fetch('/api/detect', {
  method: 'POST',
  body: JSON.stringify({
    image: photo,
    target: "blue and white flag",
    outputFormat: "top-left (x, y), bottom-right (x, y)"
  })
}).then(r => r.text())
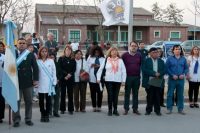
top-left (2, 20), bottom-right (19, 112)
top-left (98, 0), bottom-right (130, 26)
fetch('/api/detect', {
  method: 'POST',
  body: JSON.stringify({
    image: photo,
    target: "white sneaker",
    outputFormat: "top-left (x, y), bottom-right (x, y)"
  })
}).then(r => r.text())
top-left (33, 96), bottom-right (38, 102)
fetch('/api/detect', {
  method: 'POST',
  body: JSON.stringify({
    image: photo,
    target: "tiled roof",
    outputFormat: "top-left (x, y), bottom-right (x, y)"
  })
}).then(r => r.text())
top-left (40, 15), bottom-right (186, 27)
top-left (35, 4), bottom-right (153, 16)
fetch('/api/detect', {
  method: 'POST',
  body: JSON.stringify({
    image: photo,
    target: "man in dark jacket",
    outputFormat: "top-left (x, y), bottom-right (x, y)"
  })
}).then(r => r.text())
top-left (12, 38), bottom-right (39, 127)
top-left (142, 47), bottom-right (165, 116)
top-left (45, 33), bottom-right (59, 55)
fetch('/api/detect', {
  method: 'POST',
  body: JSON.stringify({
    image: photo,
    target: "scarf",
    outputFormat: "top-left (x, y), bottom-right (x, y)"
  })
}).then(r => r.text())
top-left (108, 57), bottom-right (119, 74)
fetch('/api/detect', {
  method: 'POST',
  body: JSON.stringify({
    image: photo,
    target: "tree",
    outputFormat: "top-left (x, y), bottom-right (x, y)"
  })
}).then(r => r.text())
top-left (164, 3), bottom-right (183, 25)
top-left (151, 2), bottom-right (163, 21)
top-left (10, 0), bottom-right (33, 37)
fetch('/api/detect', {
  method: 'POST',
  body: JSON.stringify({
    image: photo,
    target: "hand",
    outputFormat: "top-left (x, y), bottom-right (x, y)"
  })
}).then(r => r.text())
top-left (33, 81), bottom-right (38, 88)
top-left (91, 64), bottom-right (96, 68)
top-left (66, 74), bottom-right (72, 79)
top-left (173, 75), bottom-right (178, 80)
top-left (155, 72), bottom-right (160, 77)
top-left (96, 80), bottom-right (100, 84)
top-left (179, 75), bottom-right (184, 80)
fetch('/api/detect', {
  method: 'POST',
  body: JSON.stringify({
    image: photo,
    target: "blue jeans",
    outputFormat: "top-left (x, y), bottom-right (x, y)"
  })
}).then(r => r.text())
top-left (167, 79), bottom-right (184, 111)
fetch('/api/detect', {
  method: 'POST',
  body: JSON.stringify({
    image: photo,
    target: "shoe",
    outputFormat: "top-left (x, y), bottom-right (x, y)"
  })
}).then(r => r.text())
top-left (133, 110), bottom-right (141, 115)
top-left (32, 96), bottom-right (38, 102)
top-left (44, 117), bottom-right (49, 122)
top-left (108, 111), bottom-right (112, 116)
top-left (194, 104), bottom-right (199, 108)
top-left (0, 119), bottom-right (3, 123)
top-left (53, 113), bottom-right (60, 117)
top-left (60, 111), bottom-right (65, 114)
top-left (155, 112), bottom-right (162, 116)
top-left (93, 108), bottom-right (97, 112)
top-left (13, 122), bottom-right (20, 127)
top-left (80, 110), bottom-right (86, 113)
top-left (189, 104), bottom-right (194, 108)
top-left (166, 110), bottom-right (172, 115)
top-left (69, 111), bottom-right (73, 115)
top-left (123, 110), bottom-right (128, 115)
top-left (25, 121), bottom-right (34, 126)
top-left (178, 110), bottom-right (186, 115)
top-left (160, 104), bottom-right (166, 107)
top-left (145, 112), bottom-right (151, 115)
top-left (96, 108), bottom-right (101, 112)
top-left (113, 110), bottom-right (120, 116)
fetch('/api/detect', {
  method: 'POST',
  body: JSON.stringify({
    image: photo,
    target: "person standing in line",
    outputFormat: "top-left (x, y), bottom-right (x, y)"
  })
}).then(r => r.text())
top-left (166, 45), bottom-right (189, 115)
top-left (74, 50), bottom-right (89, 112)
top-left (45, 32), bottom-right (59, 55)
top-left (58, 46), bottom-right (76, 115)
top-left (13, 38), bottom-right (39, 127)
top-left (138, 42), bottom-right (148, 65)
top-left (0, 41), bottom-right (5, 123)
top-left (122, 41), bottom-right (142, 115)
top-left (87, 46), bottom-right (105, 112)
top-left (187, 46), bottom-right (200, 108)
top-left (143, 48), bottom-right (165, 116)
top-left (49, 53), bottom-right (61, 117)
top-left (37, 47), bottom-right (57, 122)
top-left (97, 47), bottom-right (126, 116)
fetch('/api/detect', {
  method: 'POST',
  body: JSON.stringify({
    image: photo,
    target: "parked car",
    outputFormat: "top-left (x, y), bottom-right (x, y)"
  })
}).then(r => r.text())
top-left (180, 40), bottom-right (200, 53)
top-left (145, 41), bottom-right (182, 52)
top-left (145, 41), bottom-right (163, 50)
top-left (163, 41), bottom-right (183, 58)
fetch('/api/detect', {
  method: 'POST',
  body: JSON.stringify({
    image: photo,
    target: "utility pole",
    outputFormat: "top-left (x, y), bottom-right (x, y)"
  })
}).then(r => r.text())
top-left (128, 0), bottom-right (133, 45)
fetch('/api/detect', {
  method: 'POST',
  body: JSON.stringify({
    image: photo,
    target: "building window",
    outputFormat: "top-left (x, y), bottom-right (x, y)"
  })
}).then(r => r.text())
top-left (154, 30), bottom-right (160, 38)
top-left (117, 31), bottom-right (128, 42)
top-left (69, 29), bottom-right (81, 42)
top-left (135, 31), bottom-right (142, 40)
top-left (48, 29), bottom-right (58, 42)
top-left (104, 31), bottom-right (114, 42)
top-left (170, 31), bottom-right (181, 39)
top-left (92, 31), bottom-right (100, 42)
top-left (87, 31), bottom-right (91, 40)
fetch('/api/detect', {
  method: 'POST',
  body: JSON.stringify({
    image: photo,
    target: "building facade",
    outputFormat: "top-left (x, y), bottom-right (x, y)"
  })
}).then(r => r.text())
top-left (35, 4), bottom-right (188, 46)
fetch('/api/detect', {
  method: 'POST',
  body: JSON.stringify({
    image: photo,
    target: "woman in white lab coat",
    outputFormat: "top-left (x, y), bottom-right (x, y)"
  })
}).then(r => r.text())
top-left (37, 47), bottom-right (57, 122)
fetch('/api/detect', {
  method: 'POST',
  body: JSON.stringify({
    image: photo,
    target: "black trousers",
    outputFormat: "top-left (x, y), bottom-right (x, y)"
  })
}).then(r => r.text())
top-left (89, 82), bottom-right (103, 108)
top-left (60, 80), bottom-right (74, 112)
top-left (105, 82), bottom-right (121, 112)
top-left (39, 93), bottom-right (51, 117)
top-left (146, 86), bottom-right (161, 113)
top-left (160, 87), bottom-right (165, 106)
top-left (188, 81), bottom-right (200, 103)
top-left (0, 87), bottom-right (5, 119)
top-left (49, 84), bottom-right (60, 115)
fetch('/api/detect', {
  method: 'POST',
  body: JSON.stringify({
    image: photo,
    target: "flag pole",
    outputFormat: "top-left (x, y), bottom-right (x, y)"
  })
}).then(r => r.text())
top-left (128, 0), bottom-right (133, 45)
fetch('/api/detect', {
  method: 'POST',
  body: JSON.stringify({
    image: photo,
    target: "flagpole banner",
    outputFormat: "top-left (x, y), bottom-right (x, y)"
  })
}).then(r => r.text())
top-left (2, 20), bottom-right (19, 113)
top-left (98, 0), bottom-right (130, 26)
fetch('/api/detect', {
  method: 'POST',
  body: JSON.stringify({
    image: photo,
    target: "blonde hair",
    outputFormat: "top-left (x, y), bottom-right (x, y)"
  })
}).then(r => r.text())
top-left (106, 46), bottom-right (120, 58)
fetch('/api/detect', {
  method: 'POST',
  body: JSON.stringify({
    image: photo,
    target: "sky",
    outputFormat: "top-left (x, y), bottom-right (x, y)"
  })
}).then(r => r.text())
top-left (26, 0), bottom-right (200, 32)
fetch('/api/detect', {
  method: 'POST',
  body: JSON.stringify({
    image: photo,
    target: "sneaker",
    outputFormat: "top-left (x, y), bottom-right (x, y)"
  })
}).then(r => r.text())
top-left (178, 110), bottom-right (186, 115)
top-left (194, 103), bottom-right (199, 108)
top-left (33, 97), bottom-right (38, 102)
top-left (189, 104), bottom-right (194, 108)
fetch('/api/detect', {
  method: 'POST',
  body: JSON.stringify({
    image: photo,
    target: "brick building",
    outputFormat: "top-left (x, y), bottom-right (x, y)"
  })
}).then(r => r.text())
top-left (35, 4), bottom-right (188, 46)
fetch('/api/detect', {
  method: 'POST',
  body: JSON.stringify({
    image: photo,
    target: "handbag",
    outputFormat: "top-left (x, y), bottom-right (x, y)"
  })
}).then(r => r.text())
top-left (79, 58), bottom-right (89, 82)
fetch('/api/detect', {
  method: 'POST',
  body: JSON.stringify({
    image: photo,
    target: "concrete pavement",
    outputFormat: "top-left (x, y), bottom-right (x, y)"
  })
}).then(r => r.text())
top-left (1, 104), bottom-right (200, 133)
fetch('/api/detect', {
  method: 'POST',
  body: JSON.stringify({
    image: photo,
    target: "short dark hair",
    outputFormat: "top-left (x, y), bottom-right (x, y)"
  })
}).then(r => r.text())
top-left (149, 47), bottom-right (158, 53)
top-left (172, 45), bottom-right (184, 56)
top-left (90, 46), bottom-right (104, 58)
top-left (129, 41), bottom-right (138, 47)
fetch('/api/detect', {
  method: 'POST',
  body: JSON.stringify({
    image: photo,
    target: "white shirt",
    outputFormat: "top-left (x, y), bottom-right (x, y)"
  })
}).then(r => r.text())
top-left (151, 58), bottom-right (158, 72)
top-left (37, 59), bottom-right (57, 93)
top-left (74, 58), bottom-right (89, 82)
top-left (187, 56), bottom-right (200, 82)
top-left (0, 54), bottom-right (5, 87)
top-left (87, 56), bottom-right (105, 83)
top-left (71, 42), bottom-right (79, 52)
top-left (97, 58), bottom-right (127, 83)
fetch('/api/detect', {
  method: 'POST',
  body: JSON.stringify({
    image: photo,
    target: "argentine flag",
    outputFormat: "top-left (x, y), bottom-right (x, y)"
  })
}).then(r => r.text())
top-left (2, 20), bottom-right (19, 112)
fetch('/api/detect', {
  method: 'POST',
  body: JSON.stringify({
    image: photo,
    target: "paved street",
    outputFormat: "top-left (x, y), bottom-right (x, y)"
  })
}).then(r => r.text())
top-left (1, 104), bottom-right (200, 133)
